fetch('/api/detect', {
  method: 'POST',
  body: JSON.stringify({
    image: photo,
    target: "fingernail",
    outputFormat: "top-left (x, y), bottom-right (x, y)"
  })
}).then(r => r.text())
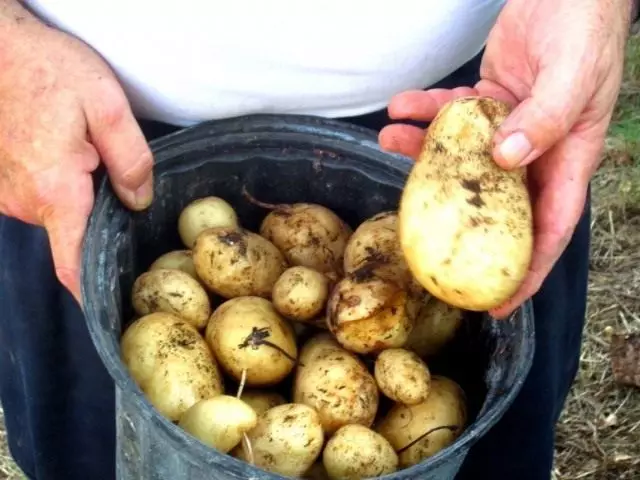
top-left (498, 132), bottom-right (532, 168)
top-left (134, 181), bottom-right (154, 209)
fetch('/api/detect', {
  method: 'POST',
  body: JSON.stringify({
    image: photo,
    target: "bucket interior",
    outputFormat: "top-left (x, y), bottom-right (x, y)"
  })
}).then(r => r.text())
top-left (82, 114), bottom-right (535, 479)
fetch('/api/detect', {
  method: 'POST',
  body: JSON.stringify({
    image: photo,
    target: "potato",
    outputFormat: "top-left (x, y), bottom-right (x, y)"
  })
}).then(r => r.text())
top-left (236, 403), bottom-right (324, 477)
top-left (342, 211), bottom-right (412, 285)
top-left (405, 297), bottom-right (464, 358)
top-left (149, 250), bottom-right (199, 279)
top-left (205, 296), bottom-right (298, 386)
top-left (240, 390), bottom-right (287, 416)
top-left (254, 199), bottom-right (352, 278)
top-left (178, 395), bottom-right (257, 452)
top-left (178, 196), bottom-right (239, 248)
top-left (193, 226), bottom-right (287, 299)
top-left (131, 269), bottom-right (211, 330)
top-left (293, 334), bottom-right (379, 435)
top-left (323, 425), bottom-right (398, 480)
top-left (399, 96), bottom-right (533, 311)
top-left (374, 348), bottom-right (431, 405)
top-left (375, 376), bottom-right (467, 468)
top-left (120, 312), bottom-right (224, 421)
top-left (272, 266), bottom-right (330, 322)
top-left (326, 266), bottom-right (419, 354)
top-left (296, 332), bottom-right (343, 370)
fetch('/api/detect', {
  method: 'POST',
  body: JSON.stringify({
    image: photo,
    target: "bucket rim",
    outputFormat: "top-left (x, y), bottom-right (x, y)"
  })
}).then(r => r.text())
top-left (81, 112), bottom-right (536, 479)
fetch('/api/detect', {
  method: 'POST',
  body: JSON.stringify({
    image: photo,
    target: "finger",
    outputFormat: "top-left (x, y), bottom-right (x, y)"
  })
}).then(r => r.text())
top-left (492, 64), bottom-right (592, 170)
top-left (378, 124), bottom-right (425, 159)
top-left (84, 79), bottom-right (154, 211)
top-left (489, 138), bottom-right (593, 319)
top-left (387, 87), bottom-right (479, 121)
top-left (474, 79), bottom-right (520, 107)
top-left (41, 175), bottom-right (95, 306)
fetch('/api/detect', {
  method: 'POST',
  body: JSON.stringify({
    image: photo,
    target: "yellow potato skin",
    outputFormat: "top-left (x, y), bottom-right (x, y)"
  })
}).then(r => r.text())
top-left (375, 376), bottom-right (467, 468)
top-left (399, 97), bottom-right (533, 311)
top-left (322, 424), bottom-right (398, 479)
top-left (178, 396), bottom-right (257, 453)
top-left (120, 312), bottom-right (224, 422)
top-left (236, 403), bottom-right (325, 477)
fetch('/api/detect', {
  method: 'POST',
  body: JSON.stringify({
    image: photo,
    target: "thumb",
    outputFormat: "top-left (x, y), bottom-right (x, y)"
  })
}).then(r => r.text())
top-left (492, 67), bottom-right (590, 169)
top-left (84, 82), bottom-right (154, 211)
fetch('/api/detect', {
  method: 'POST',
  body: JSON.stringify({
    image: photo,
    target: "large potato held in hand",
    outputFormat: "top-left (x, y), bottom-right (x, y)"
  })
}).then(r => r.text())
top-left (205, 296), bottom-right (298, 386)
top-left (120, 312), bottom-right (224, 422)
top-left (193, 226), bottom-right (287, 299)
top-left (326, 266), bottom-right (418, 354)
top-left (323, 424), bottom-right (399, 480)
top-left (293, 334), bottom-right (379, 435)
top-left (178, 196), bottom-right (239, 248)
top-left (236, 403), bottom-right (325, 477)
top-left (375, 376), bottom-right (467, 468)
top-left (178, 395), bottom-right (257, 453)
top-left (258, 202), bottom-right (352, 278)
top-left (131, 269), bottom-right (211, 330)
top-left (399, 96), bottom-right (533, 311)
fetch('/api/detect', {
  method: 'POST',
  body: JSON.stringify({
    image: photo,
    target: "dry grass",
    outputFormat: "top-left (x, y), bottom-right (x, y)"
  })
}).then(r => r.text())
top-left (1, 35), bottom-right (640, 480)
top-left (0, 411), bottom-right (24, 480)
top-left (552, 35), bottom-right (640, 480)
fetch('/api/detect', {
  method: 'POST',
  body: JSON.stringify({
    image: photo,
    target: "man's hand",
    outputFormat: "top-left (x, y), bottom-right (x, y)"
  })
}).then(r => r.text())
top-left (0, 3), bottom-right (154, 304)
top-left (379, 0), bottom-right (631, 318)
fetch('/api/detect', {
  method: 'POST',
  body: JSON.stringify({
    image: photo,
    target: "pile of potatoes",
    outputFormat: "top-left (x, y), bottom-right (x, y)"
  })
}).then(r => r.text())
top-left (122, 195), bottom-right (467, 480)
top-left (120, 97), bottom-right (531, 479)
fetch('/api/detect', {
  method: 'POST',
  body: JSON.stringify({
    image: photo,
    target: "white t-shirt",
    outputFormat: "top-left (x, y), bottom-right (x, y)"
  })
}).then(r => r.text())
top-left (24, 1), bottom-right (505, 126)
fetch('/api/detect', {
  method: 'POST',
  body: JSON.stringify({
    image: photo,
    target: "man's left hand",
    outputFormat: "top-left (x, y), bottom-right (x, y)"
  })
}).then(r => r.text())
top-left (379, 0), bottom-right (632, 318)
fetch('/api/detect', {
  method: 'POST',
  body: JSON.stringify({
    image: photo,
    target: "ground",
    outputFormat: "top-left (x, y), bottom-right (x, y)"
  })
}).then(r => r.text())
top-left (1, 38), bottom-right (640, 480)
top-left (552, 34), bottom-right (640, 480)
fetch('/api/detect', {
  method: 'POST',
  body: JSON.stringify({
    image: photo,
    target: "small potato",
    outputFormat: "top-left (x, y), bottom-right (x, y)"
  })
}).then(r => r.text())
top-left (293, 334), bottom-right (379, 435)
top-left (193, 226), bottom-right (287, 299)
top-left (131, 269), bottom-right (211, 330)
top-left (375, 376), bottom-right (467, 468)
top-left (121, 312), bottom-right (224, 422)
top-left (374, 348), bottom-right (431, 405)
top-left (326, 266), bottom-right (419, 354)
top-left (205, 297), bottom-right (298, 386)
top-left (149, 250), bottom-right (198, 279)
top-left (236, 403), bottom-right (325, 477)
top-left (178, 395), bottom-right (257, 453)
top-left (343, 211), bottom-right (408, 282)
top-left (405, 297), bottom-right (464, 358)
top-left (323, 425), bottom-right (398, 480)
top-left (256, 201), bottom-right (352, 278)
top-left (240, 390), bottom-right (287, 416)
top-left (178, 196), bottom-right (239, 248)
top-left (272, 266), bottom-right (330, 322)
top-left (399, 97), bottom-right (533, 311)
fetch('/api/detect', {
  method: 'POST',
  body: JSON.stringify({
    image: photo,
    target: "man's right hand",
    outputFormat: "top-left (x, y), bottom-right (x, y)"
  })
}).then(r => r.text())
top-left (0, 3), bottom-right (154, 304)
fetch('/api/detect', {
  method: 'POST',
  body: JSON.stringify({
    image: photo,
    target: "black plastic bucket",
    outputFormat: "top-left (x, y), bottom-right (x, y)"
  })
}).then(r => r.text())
top-left (81, 114), bottom-right (535, 480)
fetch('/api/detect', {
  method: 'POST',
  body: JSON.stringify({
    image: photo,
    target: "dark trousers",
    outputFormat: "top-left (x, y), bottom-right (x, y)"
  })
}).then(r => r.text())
top-left (0, 53), bottom-right (589, 479)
